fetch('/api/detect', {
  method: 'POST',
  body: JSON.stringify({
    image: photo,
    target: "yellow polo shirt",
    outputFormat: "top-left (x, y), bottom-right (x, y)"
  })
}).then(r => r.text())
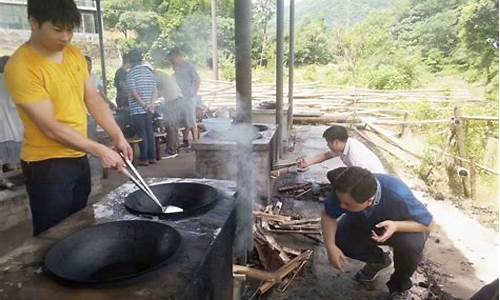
top-left (4, 44), bottom-right (89, 162)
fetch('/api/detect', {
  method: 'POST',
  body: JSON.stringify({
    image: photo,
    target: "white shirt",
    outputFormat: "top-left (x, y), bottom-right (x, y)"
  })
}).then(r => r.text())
top-left (156, 71), bottom-right (183, 101)
top-left (332, 137), bottom-right (386, 174)
top-left (0, 74), bottom-right (23, 143)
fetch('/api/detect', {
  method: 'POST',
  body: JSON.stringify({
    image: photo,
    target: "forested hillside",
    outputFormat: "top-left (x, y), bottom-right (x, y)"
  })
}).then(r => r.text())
top-left (292, 0), bottom-right (398, 28)
top-left (102, 0), bottom-right (498, 97)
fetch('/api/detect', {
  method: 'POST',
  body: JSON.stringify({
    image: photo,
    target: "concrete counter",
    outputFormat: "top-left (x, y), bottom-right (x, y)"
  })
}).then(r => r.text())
top-left (0, 178), bottom-right (237, 300)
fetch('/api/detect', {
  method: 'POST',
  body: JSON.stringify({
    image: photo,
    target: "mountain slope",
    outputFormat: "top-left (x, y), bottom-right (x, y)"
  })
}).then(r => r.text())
top-left (290, 0), bottom-right (399, 28)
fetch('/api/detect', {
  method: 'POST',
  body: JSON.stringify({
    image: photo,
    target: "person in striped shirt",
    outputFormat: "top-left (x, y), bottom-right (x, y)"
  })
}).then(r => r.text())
top-left (126, 49), bottom-right (158, 166)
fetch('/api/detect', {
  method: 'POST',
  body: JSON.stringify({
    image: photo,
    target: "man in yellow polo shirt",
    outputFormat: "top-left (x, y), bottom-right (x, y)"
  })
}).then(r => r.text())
top-left (4, 0), bottom-right (133, 235)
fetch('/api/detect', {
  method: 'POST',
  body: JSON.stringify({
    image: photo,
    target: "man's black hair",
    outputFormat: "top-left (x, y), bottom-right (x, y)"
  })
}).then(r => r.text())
top-left (84, 55), bottom-right (92, 72)
top-left (28, 0), bottom-right (81, 29)
top-left (0, 56), bottom-right (10, 73)
top-left (121, 52), bottom-right (129, 65)
top-left (167, 48), bottom-right (184, 58)
top-left (327, 167), bottom-right (377, 204)
top-left (322, 125), bottom-right (348, 143)
top-left (84, 55), bottom-right (91, 65)
top-left (127, 49), bottom-right (143, 65)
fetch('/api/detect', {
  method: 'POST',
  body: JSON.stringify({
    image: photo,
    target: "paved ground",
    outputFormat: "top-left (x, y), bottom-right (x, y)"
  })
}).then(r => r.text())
top-left (265, 125), bottom-right (497, 300)
top-left (0, 126), bottom-right (497, 300)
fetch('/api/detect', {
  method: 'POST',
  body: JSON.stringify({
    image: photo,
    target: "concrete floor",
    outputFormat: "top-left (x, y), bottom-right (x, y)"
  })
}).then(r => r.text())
top-left (0, 127), bottom-right (495, 299)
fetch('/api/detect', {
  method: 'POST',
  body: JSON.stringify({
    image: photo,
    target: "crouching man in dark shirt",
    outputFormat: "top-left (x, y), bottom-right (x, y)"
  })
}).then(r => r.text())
top-left (321, 167), bottom-right (433, 300)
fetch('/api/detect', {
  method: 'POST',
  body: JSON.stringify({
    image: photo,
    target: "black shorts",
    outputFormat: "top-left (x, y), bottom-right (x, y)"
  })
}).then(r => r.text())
top-left (21, 156), bottom-right (91, 235)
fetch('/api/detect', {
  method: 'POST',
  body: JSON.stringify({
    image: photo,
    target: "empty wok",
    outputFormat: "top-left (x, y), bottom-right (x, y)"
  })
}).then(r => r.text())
top-left (44, 220), bottom-right (181, 284)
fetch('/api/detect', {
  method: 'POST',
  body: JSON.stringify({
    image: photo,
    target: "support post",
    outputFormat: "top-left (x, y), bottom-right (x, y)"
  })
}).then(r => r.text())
top-left (454, 106), bottom-right (470, 198)
top-left (276, 0), bottom-right (284, 158)
top-left (399, 112), bottom-right (409, 137)
top-left (234, 0), bottom-right (254, 260)
top-left (95, 0), bottom-right (107, 96)
top-left (287, 0), bottom-right (295, 131)
top-left (469, 158), bottom-right (477, 201)
top-left (211, 0), bottom-right (219, 80)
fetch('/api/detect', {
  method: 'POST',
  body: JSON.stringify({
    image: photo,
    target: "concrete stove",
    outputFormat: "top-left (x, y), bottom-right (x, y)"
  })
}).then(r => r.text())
top-left (252, 103), bottom-right (289, 145)
top-left (192, 123), bottom-right (277, 202)
top-left (0, 178), bottom-right (236, 300)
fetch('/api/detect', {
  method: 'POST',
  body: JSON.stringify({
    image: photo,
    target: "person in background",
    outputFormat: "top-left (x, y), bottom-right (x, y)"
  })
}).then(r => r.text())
top-left (155, 70), bottom-right (184, 158)
top-left (322, 167), bottom-right (432, 300)
top-left (113, 53), bottom-right (132, 137)
top-left (126, 49), bottom-right (157, 166)
top-left (0, 56), bottom-right (23, 190)
top-left (84, 55), bottom-right (116, 111)
top-left (298, 125), bottom-right (386, 174)
top-left (114, 53), bottom-right (130, 110)
top-left (168, 49), bottom-right (200, 147)
top-left (4, 0), bottom-right (132, 235)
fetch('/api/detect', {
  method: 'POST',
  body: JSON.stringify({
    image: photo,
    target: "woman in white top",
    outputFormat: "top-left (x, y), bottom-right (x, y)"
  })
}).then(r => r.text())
top-left (298, 125), bottom-right (386, 174)
top-left (0, 56), bottom-right (23, 189)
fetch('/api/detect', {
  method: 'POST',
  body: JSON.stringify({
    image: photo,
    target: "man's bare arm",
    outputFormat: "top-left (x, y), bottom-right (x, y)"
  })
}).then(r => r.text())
top-left (17, 100), bottom-right (125, 170)
top-left (298, 151), bottom-right (334, 169)
top-left (321, 211), bottom-right (348, 271)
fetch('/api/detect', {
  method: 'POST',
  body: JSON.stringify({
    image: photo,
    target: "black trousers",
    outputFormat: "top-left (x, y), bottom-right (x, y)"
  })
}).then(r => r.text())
top-left (335, 215), bottom-right (428, 293)
top-left (131, 113), bottom-right (155, 161)
top-left (21, 156), bottom-right (91, 236)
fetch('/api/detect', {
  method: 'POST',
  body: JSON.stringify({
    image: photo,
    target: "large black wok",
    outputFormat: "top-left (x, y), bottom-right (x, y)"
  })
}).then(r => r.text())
top-left (124, 182), bottom-right (219, 219)
top-left (44, 220), bottom-right (180, 284)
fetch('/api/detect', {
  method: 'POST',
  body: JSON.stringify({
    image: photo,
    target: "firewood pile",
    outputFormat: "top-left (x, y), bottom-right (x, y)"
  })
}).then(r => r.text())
top-left (233, 202), bottom-right (321, 297)
top-left (277, 182), bottom-right (330, 202)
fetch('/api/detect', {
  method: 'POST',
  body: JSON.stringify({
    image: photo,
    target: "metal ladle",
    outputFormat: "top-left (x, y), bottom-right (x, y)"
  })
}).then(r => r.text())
top-left (120, 153), bottom-right (183, 214)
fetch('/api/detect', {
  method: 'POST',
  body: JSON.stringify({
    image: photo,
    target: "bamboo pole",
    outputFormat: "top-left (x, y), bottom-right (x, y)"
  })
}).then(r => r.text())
top-left (461, 116), bottom-right (499, 122)
top-left (364, 121), bottom-right (423, 160)
top-left (424, 130), bottom-right (456, 181)
top-left (441, 152), bottom-right (499, 176)
top-left (399, 112), bottom-right (409, 137)
top-left (374, 119), bottom-right (452, 126)
top-left (453, 106), bottom-right (470, 198)
top-left (353, 128), bottom-right (407, 161)
top-left (469, 158), bottom-right (477, 201)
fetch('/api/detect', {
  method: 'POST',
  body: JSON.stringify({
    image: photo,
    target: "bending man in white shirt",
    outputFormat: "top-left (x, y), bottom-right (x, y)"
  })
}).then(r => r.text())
top-left (297, 125), bottom-right (386, 174)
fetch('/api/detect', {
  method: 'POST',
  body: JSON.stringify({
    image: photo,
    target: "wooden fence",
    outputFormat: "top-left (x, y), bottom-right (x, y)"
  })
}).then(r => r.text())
top-left (199, 80), bottom-right (499, 201)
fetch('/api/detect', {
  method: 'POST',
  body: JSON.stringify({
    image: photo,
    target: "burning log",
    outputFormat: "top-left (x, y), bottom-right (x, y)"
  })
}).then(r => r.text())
top-left (233, 265), bottom-right (278, 281)
top-left (272, 161), bottom-right (299, 171)
top-left (255, 224), bottom-right (290, 262)
top-left (279, 218), bottom-right (321, 226)
top-left (267, 229), bottom-right (321, 234)
top-left (278, 183), bottom-right (311, 192)
top-left (257, 250), bottom-right (313, 294)
top-left (232, 250), bottom-right (312, 286)
top-left (278, 260), bottom-right (309, 292)
top-left (295, 188), bottom-right (311, 198)
top-left (303, 234), bottom-right (323, 245)
top-left (254, 211), bottom-right (292, 222)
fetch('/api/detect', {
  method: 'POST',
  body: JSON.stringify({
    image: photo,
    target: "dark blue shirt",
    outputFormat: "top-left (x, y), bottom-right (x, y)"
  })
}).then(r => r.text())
top-left (324, 174), bottom-right (433, 228)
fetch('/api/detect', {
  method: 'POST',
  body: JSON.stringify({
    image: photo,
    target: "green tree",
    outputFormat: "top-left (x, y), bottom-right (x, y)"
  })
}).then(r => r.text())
top-left (294, 18), bottom-right (333, 65)
top-left (252, 0), bottom-right (276, 66)
top-left (458, 0), bottom-right (499, 86)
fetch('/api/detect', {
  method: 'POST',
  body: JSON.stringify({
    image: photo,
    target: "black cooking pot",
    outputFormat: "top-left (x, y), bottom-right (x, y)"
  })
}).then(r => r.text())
top-left (253, 124), bottom-right (269, 132)
top-left (124, 182), bottom-right (219, 219)
top-left (44, 220), bottom-right (180, 284)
